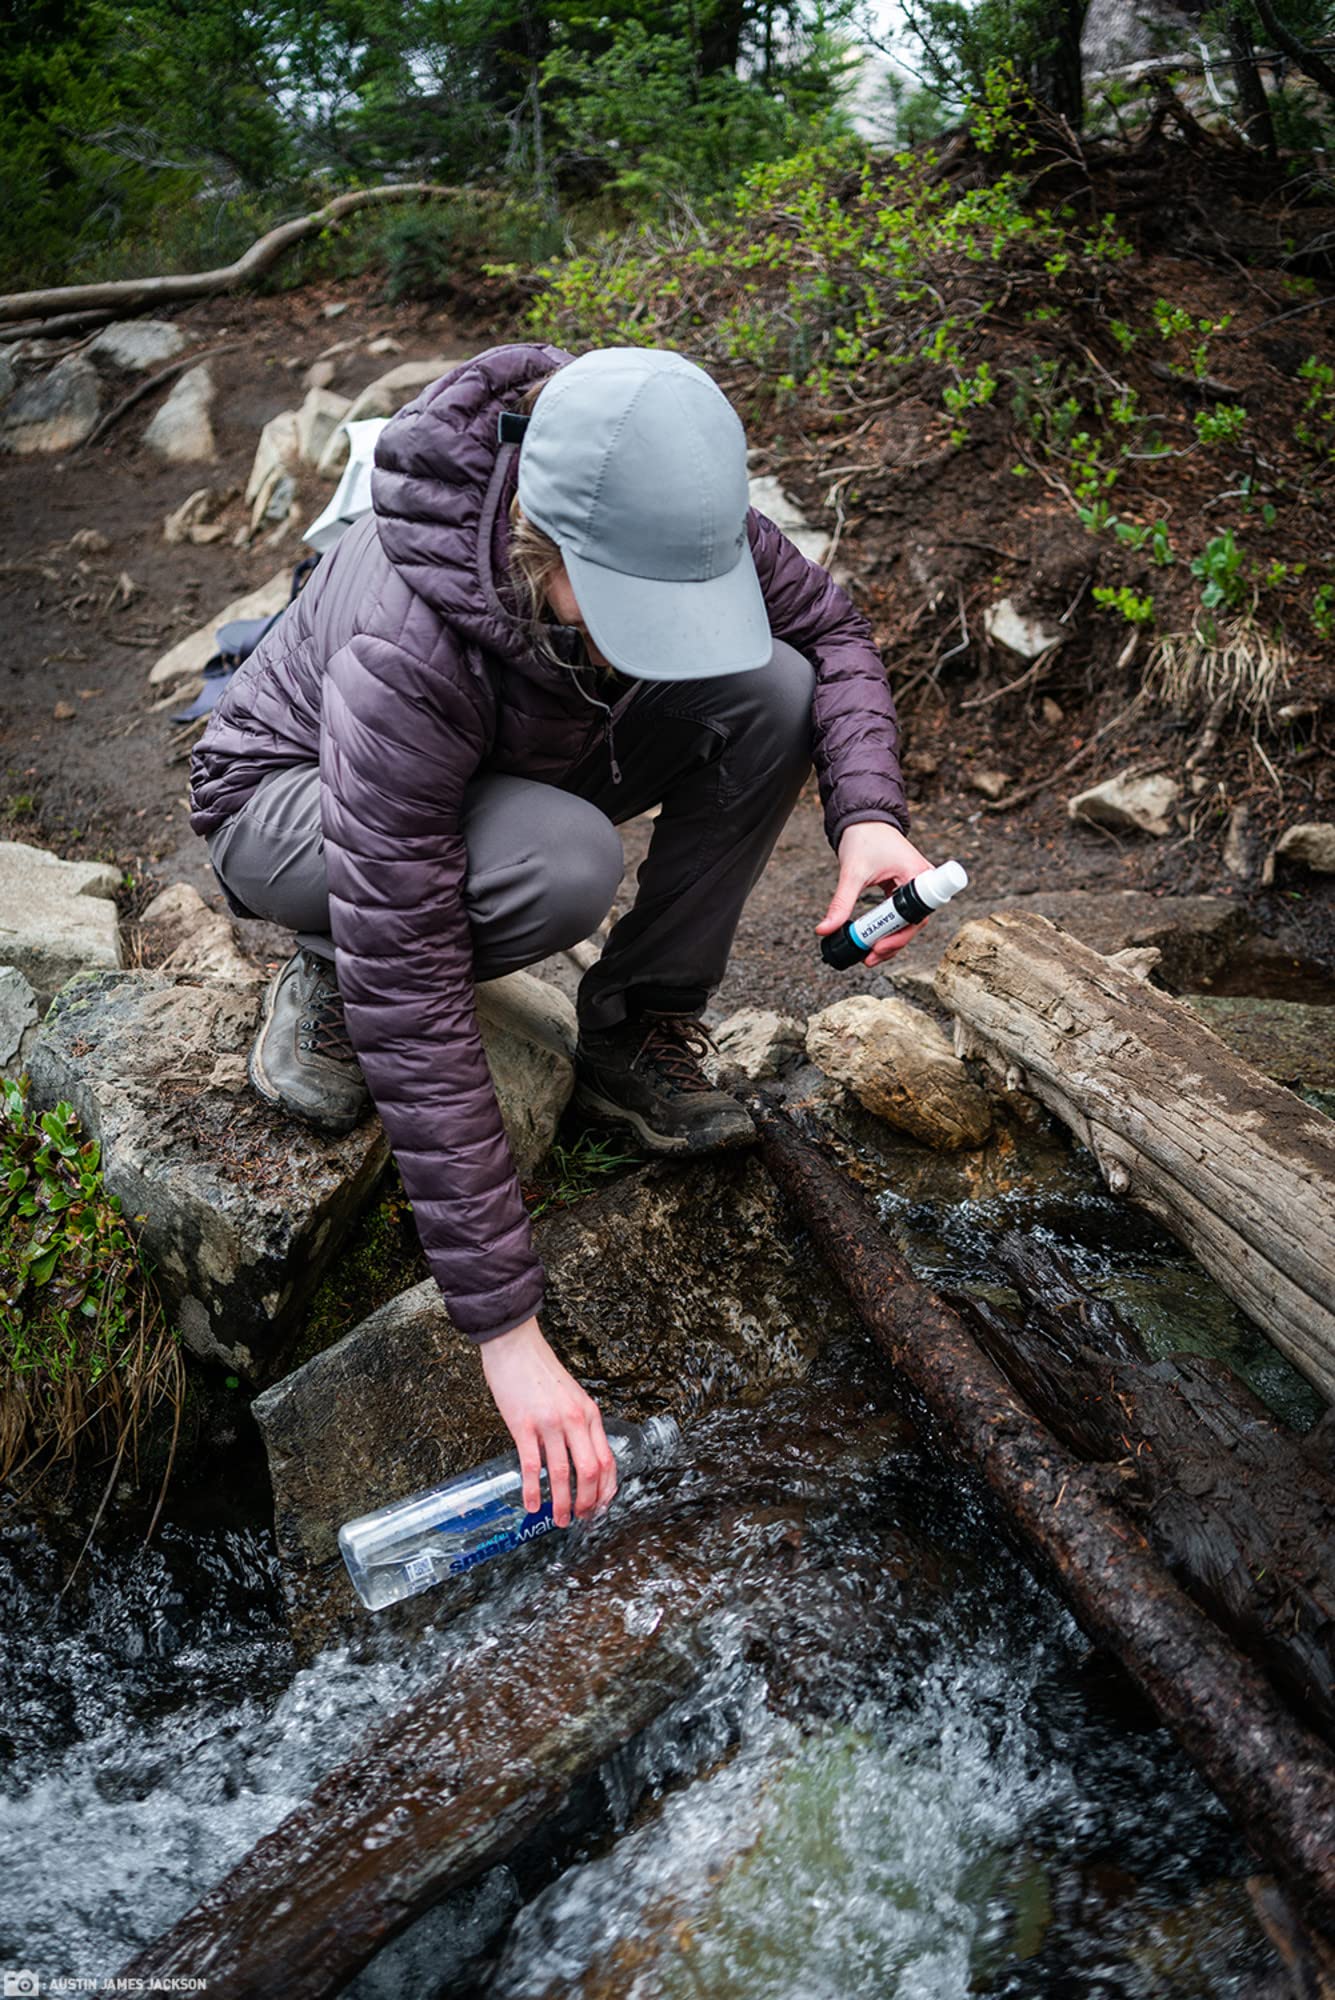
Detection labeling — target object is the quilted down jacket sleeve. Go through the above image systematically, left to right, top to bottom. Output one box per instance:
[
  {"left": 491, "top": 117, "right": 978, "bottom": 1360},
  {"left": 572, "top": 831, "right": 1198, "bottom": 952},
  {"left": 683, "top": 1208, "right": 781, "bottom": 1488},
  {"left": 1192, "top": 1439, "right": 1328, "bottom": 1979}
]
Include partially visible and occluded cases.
[
  {"left": 748, "top": 509, "right": 908, "bottom": 848},
  {"left": 320, "top": 628, "right": 545, "bottom": 1343}
]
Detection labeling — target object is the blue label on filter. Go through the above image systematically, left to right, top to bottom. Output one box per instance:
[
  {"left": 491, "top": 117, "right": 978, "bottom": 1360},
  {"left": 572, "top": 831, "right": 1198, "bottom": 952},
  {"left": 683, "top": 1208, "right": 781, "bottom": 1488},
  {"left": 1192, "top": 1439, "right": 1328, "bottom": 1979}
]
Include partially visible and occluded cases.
[{"left": 447, "top": 1499, "right": 557, "bottom": 1575}]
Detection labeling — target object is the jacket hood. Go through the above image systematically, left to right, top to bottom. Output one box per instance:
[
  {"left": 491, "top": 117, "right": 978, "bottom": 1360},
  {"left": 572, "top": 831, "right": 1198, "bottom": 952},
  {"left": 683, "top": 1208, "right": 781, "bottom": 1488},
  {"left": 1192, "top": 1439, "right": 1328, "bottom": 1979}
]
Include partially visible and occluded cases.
[{"left": 372, "top": 341, "right": 572, "bottom": 662}]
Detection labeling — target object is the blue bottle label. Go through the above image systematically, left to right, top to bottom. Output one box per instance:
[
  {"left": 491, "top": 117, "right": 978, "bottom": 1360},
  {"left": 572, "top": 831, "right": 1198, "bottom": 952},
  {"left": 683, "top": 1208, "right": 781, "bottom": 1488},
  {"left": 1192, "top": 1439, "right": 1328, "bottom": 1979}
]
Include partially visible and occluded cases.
[{"left": 446, "top": 1499, "right": 558, "bottom": 1575}]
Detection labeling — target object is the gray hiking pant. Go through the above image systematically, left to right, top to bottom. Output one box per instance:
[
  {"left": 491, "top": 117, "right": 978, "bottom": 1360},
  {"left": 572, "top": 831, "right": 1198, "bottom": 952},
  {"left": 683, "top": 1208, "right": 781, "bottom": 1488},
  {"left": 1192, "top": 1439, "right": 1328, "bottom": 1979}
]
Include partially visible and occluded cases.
[{"left": 207, "top": 641, "right": 815, "bottom": 1030}]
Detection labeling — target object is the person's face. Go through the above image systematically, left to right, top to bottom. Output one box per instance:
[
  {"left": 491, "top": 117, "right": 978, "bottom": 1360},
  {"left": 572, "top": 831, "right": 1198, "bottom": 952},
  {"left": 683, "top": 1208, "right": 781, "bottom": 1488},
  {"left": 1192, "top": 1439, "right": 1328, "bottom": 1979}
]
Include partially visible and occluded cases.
[{"left": 544, "top": 564, "right": 613, "bottom": 669}]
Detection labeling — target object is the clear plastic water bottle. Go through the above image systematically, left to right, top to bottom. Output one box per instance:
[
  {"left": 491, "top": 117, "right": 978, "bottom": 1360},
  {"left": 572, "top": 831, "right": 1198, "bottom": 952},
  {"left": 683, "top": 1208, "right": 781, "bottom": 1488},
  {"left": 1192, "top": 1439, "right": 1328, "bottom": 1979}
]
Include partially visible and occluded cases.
[{"left": 339, "top": 1415, "right": 680, "bottom": 1611}]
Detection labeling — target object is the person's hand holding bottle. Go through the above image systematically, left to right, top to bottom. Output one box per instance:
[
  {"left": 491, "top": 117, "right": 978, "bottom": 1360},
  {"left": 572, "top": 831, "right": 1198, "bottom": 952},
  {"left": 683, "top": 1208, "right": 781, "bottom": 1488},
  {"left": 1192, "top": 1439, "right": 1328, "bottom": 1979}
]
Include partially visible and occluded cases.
[{"left": 480, "top": 1316, "right": 618, "bottom": 1526}]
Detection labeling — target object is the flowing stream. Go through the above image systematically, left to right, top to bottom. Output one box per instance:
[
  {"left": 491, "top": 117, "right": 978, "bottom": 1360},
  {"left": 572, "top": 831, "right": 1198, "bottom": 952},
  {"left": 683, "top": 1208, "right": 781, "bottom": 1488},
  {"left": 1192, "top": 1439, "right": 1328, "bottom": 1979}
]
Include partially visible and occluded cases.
[{"left": 1, "top": 1135, "right": 1320, "bottom": 1998}]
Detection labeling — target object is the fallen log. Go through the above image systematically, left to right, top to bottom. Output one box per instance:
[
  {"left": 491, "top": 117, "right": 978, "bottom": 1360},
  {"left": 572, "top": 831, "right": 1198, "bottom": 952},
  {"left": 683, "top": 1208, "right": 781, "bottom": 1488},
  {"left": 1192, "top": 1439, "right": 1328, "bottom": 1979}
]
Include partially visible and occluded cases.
[
  {"left": 0, "top": 184, "right": 474, "bottom": 326},
  {"left": 934, "top": 912, "right": 1335, "bottom": 1401},
  {"left": 753, "top": 1101, "right": 1335, "bottom": 1949},
  {"left": 953, "top": 1232, "right": 1335, "bottom": 1746},
  {"left": 118, "top": 1381, "right": 912, "bottom": 1998}
]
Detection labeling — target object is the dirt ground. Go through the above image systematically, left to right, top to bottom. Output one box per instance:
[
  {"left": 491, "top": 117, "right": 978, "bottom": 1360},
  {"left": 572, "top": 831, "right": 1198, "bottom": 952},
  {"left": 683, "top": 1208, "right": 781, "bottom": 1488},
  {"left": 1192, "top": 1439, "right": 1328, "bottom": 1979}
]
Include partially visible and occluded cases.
[{"left": 1, "top": 265, "right": 1331, "bottom": 1025}]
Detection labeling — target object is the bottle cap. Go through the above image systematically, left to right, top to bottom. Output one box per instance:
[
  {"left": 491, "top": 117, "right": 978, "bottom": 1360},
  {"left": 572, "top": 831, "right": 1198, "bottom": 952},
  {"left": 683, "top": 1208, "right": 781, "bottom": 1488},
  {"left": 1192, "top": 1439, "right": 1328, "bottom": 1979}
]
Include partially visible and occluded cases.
[{"left": 913, "top": 860, "right": 967, "bottom": 911}]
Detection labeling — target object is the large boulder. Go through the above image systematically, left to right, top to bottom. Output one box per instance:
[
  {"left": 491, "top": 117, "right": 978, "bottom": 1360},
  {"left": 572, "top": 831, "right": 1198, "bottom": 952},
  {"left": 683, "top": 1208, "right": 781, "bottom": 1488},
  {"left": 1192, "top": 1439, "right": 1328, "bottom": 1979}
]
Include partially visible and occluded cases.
[
  {"left": 88, "top": 320, "right": 188, "bottom": 371},
  {"left": 0, "top": 355, "right": 102, "bottom": 453},
  {"left": 142, "top": 361, "right": 216, "bottom": 462},
  {"left": 0, "top": 841, "right": 121, "bottom": 1007},
  {"left": 884, "top": 889, "right": 1252, "bottom": 1000},
  {"left": 0, "top": 966, "right": 40, "bottom": 1076},
  {"left": 475, "top": 970, "right": 577, "bottom": 1177},
  {"left": 25, "top": 971, "right": 390, "bottom": 1381},
  {"left": 804, "top": 993, "right": 993, "bottom": 1150},
  {"left": 252, "top": 1151, "right": 863, "bottom": 1658}
]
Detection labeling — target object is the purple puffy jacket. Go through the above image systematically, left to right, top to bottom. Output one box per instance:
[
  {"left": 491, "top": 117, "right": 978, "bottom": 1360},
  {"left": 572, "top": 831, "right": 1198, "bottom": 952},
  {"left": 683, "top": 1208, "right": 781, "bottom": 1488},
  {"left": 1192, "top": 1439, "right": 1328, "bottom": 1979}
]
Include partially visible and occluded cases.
[{"left": 190, "top": 343, "right": 908, "bottom": 1341}]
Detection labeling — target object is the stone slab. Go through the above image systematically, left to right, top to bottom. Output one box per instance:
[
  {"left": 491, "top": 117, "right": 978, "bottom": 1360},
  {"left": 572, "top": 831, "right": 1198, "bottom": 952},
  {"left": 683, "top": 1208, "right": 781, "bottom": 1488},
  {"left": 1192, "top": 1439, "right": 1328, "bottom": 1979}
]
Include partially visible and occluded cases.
[
  {"left": 88, "top": 320, "right": 188, "bottom": 371},
  {"left": 0, "top": 355, "right": 101, "bottom": 453},
  {"left": 0, "top": 841, "right": 122, "bottom": 1007},
  {"left": 0, "top": 965, "right": 40, "bottom": 1074},
  {"left": 25, "top": 971, "right": 390, "bottom": 1381}
]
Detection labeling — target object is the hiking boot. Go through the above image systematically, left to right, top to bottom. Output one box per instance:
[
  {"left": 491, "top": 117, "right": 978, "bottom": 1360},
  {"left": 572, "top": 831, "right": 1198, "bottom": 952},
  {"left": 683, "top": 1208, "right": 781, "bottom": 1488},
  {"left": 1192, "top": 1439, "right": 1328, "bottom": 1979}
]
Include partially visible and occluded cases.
[
  {"left": 248, "top": 948, "right": 370, "bottom": 1136},
  {"left": 574, "top": 1013, "right": 755, "bottom": 1153}
]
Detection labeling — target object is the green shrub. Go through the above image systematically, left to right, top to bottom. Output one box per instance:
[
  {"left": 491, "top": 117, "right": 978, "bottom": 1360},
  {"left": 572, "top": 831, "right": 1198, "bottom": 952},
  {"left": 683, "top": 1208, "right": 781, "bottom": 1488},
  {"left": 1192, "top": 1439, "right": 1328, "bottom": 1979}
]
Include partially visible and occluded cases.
[{"left": 0, "top": 1081, "right": 182, "bottom": 1502}]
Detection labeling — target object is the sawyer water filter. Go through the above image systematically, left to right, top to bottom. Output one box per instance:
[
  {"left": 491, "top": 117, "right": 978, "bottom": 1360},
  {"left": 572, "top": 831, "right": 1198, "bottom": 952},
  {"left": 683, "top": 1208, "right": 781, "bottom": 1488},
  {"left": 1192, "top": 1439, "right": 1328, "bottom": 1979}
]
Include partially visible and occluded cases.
[
  {"left": 820, "top": 860, "right": 968, "bottom": 969},
  {"left": 339, "top": 1416, "right": 680, "bottom": 1610}
]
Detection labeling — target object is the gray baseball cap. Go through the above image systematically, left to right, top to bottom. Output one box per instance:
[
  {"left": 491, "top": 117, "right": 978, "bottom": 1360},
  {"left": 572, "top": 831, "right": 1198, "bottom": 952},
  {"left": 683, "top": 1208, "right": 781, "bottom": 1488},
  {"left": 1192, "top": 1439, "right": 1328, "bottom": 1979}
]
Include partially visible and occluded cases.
[{"left": 516, "top": 347, "right": 771, "bottom": 682}]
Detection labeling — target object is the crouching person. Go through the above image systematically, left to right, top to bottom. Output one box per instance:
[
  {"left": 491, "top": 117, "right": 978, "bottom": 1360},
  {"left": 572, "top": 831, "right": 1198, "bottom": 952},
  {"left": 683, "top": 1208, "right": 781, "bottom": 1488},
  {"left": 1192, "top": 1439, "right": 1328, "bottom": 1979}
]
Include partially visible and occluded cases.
[{"left": 189, "top": 344, "right": 925, "bottom": 1526}]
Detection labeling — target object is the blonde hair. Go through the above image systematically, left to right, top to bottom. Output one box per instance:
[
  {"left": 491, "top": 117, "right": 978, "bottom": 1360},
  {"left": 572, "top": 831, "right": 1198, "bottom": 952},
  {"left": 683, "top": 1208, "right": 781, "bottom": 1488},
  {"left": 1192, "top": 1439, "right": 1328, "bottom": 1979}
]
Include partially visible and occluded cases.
[{"left": 504, "top": 373, "right": 567, "bottom": 663}]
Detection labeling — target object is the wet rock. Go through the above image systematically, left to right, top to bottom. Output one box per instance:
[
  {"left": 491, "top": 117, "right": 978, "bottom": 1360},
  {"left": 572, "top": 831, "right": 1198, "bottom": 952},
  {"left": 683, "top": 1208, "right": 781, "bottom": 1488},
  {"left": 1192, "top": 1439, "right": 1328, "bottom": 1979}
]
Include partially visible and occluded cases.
[
  {"left": 88, "top": 320, "right": 187, "bottom": 371},
  {"left": 0, "top": 355, "right": 101, "bottom": 453},
  {"left": 317, "top": 358, "right": 462, "bottom": 475},
  {"left": 142, "top": 362, "right": 216, "bottom": 463},
  {"left": 296, "top": 386, "right": 350, "bottom": 467},
  {"left": 244, "top": 410, "right": 301, "bottom": 505},
  {"left": 149, "top": 570, "right": 291, "bottom": 685},
  {"left": 984, "top": 597, "right": 1064, "bottom": 659},
  {"left": 1069, "top": 768, "right": 1180, "bottom": 837},
  {"left": 1273, "top": 821, "right": 1335, "bottom": 874},
  {"left": 0, "top": 841, "right": 122, "bottom": 1007},
  {"left": 138, "top": 882, "right": 260, "bottom": 986},
  {"left": 886, "top": 890, "right": 1251, "bottom": 1001},
  {"left": 0, "top": 966, "right": 40, "bottom": 1076},
  {"left": 25, "top": 970, "right": 390, "bottom": 1380},
  {"left": 475, "top": 971, "right": 576, "bottom": 1177},
  {"left": 805, "top": 993, "right": 992, "bottom": 1149},
  {"left": 1187, "top": 995, "right": 1335, "bottom": 1092},
  {"left": 713, "top": 1007, "right": 807, "bottom": 1083},
  {"left": 255, "top": 1151, "right": 862, "bottom": 1658}
]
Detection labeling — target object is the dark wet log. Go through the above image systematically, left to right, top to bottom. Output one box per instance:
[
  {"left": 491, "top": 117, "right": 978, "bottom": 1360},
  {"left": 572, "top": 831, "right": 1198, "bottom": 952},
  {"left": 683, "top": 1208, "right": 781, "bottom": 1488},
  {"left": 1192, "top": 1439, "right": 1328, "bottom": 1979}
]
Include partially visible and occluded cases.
[
  {"left": 935, "top": 912, "right": 1335, "bottom": 1401},
  {"left": 754, "top": 1101, "right": 1335, "bottom": 1948},
  {"left": 954, "top": 1233, "right": 1335, "bottom": 1746},
  {"left": 118, "top": 1383, "right": 910, "bottom": 1999}
]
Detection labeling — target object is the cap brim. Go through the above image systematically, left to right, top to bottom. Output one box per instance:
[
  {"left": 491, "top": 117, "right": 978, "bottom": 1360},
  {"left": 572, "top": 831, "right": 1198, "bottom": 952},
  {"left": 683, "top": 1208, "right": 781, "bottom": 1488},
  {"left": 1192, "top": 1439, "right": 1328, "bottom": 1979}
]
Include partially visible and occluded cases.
[{"left": 563, "top": 543, "right": 772, "bottom": 682}]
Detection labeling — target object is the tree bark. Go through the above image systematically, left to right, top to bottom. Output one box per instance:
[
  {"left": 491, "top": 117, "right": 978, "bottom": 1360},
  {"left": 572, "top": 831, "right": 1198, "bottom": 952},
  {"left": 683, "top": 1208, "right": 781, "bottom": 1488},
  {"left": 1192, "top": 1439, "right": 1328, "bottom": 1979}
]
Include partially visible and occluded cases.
[
  {"left": 1252, "top": 0, "right": 1335, "bottom": 100},
  {"left": 1227, "top": 11, "right": 1280, "bottom": 153},
  {"left": 0, "top": 184, "right": 471, "bottom": 328},
  {"left": 933, "top": 912, "right": 1335, "bottom": 1402},
  {"left": 753, "top": 1101, "right": 1335, "bottom": 1948},
  {"left": 953, "top": 1232, "right": 1335, "bottom": 1745}
]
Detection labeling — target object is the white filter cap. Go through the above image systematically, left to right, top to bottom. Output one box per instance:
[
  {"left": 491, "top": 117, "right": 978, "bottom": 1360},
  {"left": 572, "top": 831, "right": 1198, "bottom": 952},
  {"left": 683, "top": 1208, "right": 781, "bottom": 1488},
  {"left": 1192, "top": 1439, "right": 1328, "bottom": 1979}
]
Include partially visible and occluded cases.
[{"left": 915, "top": 860, "right": 968, "bottom": 911}]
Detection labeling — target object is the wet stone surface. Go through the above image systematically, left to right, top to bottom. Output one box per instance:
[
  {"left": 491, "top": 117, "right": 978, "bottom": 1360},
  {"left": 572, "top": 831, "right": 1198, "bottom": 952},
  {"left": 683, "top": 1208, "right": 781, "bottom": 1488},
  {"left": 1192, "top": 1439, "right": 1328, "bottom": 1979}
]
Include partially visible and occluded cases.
[{"left": 255, "top": 1150, "right": 864, "bottom": 1661}]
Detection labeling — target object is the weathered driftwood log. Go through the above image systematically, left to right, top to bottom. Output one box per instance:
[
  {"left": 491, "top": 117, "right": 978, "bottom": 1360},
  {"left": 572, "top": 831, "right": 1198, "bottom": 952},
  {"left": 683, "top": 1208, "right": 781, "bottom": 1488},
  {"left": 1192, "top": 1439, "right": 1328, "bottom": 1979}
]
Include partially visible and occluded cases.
[
  {"left": 0, "top": 184, "right": 472, "bottom": 326},
  {"left": 934, "top": 912, "right": 1335, "bottom": 1401},
  {"left": 753, "top": 1102, "right": 1335, "bottom": 1948},
  {"left": 953, "top": 1232, "right": 1335, "bottom": 1746},
  {"left": 118, "top": 1383, "right": 910, "bottom": 1999}
]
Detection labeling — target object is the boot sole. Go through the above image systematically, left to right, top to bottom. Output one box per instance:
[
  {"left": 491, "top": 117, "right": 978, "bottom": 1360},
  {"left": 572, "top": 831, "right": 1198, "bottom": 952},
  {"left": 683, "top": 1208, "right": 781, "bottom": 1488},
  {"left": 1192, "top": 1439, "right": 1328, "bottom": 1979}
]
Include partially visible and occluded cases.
[
  {"left": 248, "top": 967, "right": 366, "bottom": 1139},
  {"left": 573, "top": 1082, "right": 755, "bottom": 1155}
]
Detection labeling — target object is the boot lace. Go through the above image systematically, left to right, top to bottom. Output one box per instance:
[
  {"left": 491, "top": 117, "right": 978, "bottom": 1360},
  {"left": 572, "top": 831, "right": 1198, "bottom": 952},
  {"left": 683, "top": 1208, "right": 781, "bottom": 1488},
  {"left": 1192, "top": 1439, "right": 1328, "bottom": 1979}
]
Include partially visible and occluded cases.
[
  {"left": 298, "top": 955, "right": 356, "bottom": 1064},
  {"left": 632, "top": 1017, "right": 717, "bottom": 1095}
]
